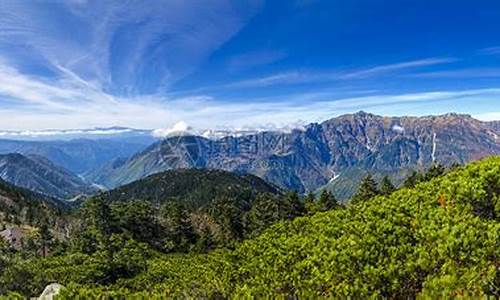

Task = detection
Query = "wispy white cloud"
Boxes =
[476,112,500,121]
[478,46,500,56]
[226,58,455,88]
[227,50,287,71]
[0,2,497,132]
[0,59,177,130]
[0,63,499,131]
[0,128,137,138]
[0,0,269,131]
[227,71,317,88]
[408,68,500,78]
[0,0,262,95]
[340,58,456,79]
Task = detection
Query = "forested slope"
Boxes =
[1,157,499,298]
[0,178,67,228]
[227,158,499,297]
[99,168,281,209]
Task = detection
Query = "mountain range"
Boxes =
[0,138,151,176]
[90,112,500,199]
[0,112,499,201]
[0,153,96,200]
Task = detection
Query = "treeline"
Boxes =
[349,163,452,205]
[2,160,497,298]
[0,187,340,296]
[0,178,68,232]
[74,191,311,254]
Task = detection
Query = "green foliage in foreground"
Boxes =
[2,157,500,298]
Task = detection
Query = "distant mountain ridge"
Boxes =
[0,153,96,200]
[0,138,151,176]
[93,112,500,198]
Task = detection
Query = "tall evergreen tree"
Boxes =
[283,191,305,218]
[403,171,423,188]
[161,202,197,252]
[81,197,116,236]
[379,176,395,196]
[74,197,117,254]
[243,194,285,235]
[304,192,316,213]
[351,174,379,204]
[207,196,243,243]
[425,163,446,180]
[194,226,214,253]
[316,190,338,212]
[112,201,162,249]
[38,219,53,258]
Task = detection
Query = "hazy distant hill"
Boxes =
[0,153,97,200]
[98,168,281,209]
[0,138,150,176]
[93,112,500,199]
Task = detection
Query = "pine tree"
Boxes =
[194,226,214,253]
[351,174,379,204]
[26,206,34,226]
[425,163,446,180]
[161,202,197,252]
[304,192,316,213]
[379,175,395,196]
[112,201,162,249]
[82,197,115,236]
[316,190,338,212]
[74,197,117,254]
[38,220,53,258]
[207,196,243,243]
[403,171,423,188]
[243,194,285,234]
[283,191,305,218]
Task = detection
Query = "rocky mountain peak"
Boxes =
[91,112,500,198]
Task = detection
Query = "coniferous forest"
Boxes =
[1,157,499,298]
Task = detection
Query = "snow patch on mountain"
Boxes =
[392,124,405,133]
[431,132,437,162]
[329,173,341,183]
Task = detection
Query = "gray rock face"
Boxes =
[489,120,500,132]
[0,227,25,249]
[96,112,500,198]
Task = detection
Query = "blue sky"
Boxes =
[1,0,500,131]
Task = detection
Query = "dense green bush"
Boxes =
[1,157,499,298]
[226,157,499,297]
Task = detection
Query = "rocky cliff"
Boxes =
[95,112,500,198]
